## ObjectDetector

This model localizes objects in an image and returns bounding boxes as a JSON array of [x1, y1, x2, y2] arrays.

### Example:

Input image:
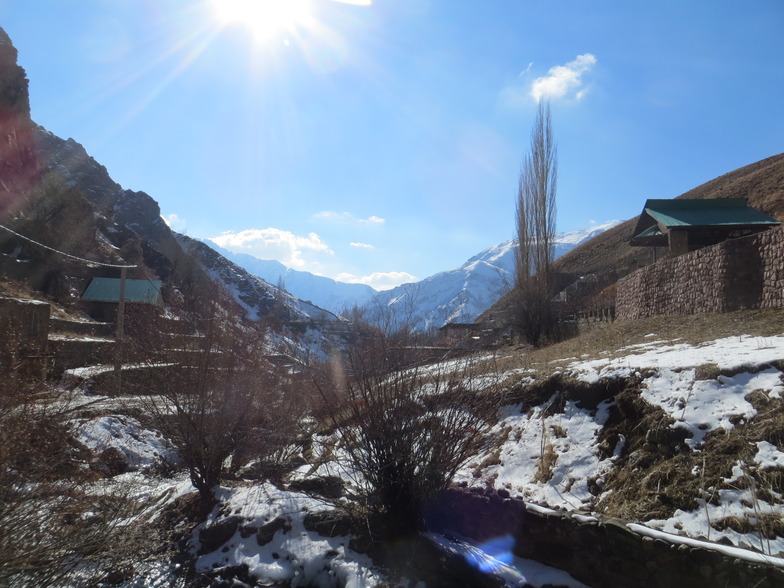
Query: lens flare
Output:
[[210, 0, 314, 43]]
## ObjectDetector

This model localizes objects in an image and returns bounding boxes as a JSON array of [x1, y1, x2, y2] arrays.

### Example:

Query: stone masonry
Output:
[[616, 225, 784, 320]]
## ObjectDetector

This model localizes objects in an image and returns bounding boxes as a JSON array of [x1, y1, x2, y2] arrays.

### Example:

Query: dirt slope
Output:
[[553, 152, 784, 279]]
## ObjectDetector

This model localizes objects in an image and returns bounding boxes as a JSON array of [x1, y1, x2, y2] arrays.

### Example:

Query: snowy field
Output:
[[67, 333, 784, 586]]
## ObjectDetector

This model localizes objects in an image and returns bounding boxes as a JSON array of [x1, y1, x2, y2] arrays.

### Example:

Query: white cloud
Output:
[[337, 271, 417, 291], [350, 242, 375, 249], [162, 213, 186, 231], [530, 53, 597, 102], [312, 211, 385, 225], [210, 228, 333, 270]]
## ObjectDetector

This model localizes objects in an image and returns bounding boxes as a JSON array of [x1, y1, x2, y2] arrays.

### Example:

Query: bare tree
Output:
[[313, 332, 499, 542], [514, 99, 558, 346], [134, 294, 302, 506]]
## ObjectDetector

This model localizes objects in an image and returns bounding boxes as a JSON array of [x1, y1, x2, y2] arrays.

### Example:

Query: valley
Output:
[[0, 23, 783, 588]]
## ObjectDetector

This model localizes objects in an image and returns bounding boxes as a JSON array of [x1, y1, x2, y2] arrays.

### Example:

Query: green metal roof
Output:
[[630, 198, 780, 246], [82, 278, 162, 304], [634, 225, 664, 239], [643, 198, 779, 228]]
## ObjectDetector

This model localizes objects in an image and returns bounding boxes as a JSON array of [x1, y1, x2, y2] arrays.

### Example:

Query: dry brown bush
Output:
[[313, 333, 501, 541], [131, 295, 306, 505], [0, 389, 147, 586]]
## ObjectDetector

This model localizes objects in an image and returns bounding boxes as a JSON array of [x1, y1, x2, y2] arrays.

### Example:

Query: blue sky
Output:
[[2, 0, 782, 289]]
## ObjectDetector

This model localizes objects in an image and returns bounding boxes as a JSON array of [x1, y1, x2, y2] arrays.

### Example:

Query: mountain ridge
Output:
[[362, 221, 621, 332], [204, 240, 376, 313], [0, 28, 347, 359]]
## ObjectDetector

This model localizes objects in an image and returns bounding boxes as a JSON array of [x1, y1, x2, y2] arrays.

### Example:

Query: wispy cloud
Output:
[[337, 270, 416, 291], [501, 53, 597, 106], [162, 213, 187, 232], [350, 242, 375, 249], [210, 228, 333, 270], [530, 54, 597, 102], [312, 211, 385, 225]]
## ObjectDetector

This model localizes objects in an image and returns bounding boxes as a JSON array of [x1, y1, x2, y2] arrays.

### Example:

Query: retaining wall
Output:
[[616, 226, 784, 320], [426, 488, 784, 588]]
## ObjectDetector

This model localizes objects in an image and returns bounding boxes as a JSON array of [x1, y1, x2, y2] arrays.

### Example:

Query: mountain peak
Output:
[[363, 222, 622, 331]]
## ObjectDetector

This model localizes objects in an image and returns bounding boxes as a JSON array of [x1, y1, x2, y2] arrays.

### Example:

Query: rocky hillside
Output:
[[0, 28, 345, 356]]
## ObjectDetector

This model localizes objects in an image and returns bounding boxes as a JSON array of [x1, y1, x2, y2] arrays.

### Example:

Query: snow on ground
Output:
[[460, 332, 784, 561], [190, 482, 594, 588], [48, 333, 114, 342], [73, 331, 784, 586], [640, 367, 782, 448], [196, 484, 384, 587], [426, 533, 589, 588], [568, 334, 784, 382], [643, 442, 784, 557], [757, 441, 784, 469], [459, 399, 617, 511], [63, 363, 175, 379], [72, 414, 179, 470]]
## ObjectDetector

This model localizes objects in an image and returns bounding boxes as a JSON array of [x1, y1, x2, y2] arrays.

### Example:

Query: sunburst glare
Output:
[[210, 0, 315, 45]]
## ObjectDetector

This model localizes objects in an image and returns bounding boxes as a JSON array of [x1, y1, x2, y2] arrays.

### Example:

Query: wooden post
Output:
[[114, 266, 127, 393]]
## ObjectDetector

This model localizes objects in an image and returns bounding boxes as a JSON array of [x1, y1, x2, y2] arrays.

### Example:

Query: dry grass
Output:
[[464, 308, 784, 540], [490, 308, 784, 380]]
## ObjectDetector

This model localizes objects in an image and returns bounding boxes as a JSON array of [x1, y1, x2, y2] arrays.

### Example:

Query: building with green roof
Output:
[[81, 277, 162, 322], [630, 198, 780, 257]]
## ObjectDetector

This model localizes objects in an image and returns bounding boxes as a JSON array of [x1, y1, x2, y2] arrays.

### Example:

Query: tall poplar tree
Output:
[[514, 100, 557, 345]]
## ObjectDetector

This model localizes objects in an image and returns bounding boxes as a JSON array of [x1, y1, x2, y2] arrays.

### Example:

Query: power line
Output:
[[0, 223, 137, 269]]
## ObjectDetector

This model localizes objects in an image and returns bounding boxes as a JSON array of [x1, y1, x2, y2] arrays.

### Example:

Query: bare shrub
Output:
[[0, 391, 145, 586], [134, 296, 305, 504], [314, 333, 500, 541]]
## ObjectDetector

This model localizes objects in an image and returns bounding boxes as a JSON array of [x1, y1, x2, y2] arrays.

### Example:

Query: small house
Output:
[[81, 277, 163, 323], [630, 198, 779, 257], [439, 322, 493, 348]]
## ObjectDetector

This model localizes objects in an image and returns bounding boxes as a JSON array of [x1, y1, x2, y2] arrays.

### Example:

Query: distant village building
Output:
[[630, 198, 780, 258], [438, 321, 503, 348], [80, 277, 163, 322]]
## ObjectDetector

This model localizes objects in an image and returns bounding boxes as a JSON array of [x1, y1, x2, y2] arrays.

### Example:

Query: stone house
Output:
[[80, 277, 163, 323], [630, 198, 779, 258]]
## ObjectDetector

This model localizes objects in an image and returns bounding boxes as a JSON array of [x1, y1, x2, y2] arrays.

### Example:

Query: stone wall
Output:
[[49, 338, 113, 375], [616, 226, 784, 320], [426, 488, 784, 588], [49, 317, 113, 337], [0, 296, 51, 380]]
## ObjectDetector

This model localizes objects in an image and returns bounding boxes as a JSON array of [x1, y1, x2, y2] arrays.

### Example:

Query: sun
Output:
[[210, 0, 314, 44]]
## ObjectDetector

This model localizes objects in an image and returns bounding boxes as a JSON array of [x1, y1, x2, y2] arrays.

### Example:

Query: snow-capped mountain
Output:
[[205, 222, 620, 332], [204, 242, 376, 314], [363, 221, 622, 332]]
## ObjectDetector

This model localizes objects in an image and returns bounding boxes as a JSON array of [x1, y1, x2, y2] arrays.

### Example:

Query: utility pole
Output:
[[114, 266, 127, 394]]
